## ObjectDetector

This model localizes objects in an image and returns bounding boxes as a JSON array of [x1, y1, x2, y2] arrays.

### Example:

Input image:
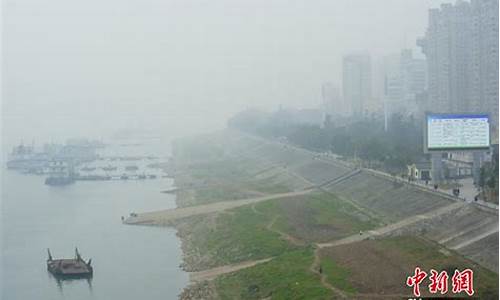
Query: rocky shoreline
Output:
[[166, 165, 219, 299]]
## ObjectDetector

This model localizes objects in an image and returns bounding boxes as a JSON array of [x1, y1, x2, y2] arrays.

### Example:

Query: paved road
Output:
[[317, 201, 466, 249], [189, 258, 273, 282], [124, 189, 314, 225]]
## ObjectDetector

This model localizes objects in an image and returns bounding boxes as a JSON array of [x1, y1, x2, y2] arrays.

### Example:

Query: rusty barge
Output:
[[47, 248, 93, 278]]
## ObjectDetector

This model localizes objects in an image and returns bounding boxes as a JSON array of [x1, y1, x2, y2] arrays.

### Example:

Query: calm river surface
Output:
[[1, 140, 188, 300]]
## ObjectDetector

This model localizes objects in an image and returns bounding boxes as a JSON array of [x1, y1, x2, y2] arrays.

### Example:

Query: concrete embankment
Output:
[[126, 130, 499, 274]]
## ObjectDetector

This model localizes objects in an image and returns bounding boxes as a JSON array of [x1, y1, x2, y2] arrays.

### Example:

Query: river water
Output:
[[1, 139, 189, 300]]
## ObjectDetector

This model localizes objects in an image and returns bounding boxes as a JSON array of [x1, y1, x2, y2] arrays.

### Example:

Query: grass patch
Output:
[[308, 193, 378, 233], [251, 192, 379, 243], [246, 178, 292, 194], [189, 205, 299, 267], [215, 248, 332, 300], [320, 236, 498, 298], [321, 258, 357, 294], [188, 178, 291, 206], [193, 186, 259, 204], [377, 236, 499, 299]]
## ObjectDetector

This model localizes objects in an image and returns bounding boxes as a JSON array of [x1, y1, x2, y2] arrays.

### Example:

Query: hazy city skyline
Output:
[[3, 0, 452, 145]]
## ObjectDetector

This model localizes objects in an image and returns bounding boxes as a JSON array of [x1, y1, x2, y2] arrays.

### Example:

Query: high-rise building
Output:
[[470, 0, 499, 128], [321, 82, 343, 116], [400, 49, 427, 97], [383, 49, 427, 117], [342, 54, 372, 117], [418, 0, 498, 128]]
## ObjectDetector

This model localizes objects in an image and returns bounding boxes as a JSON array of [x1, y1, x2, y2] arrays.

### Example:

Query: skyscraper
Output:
[[383, 49, 427, 117], [321, 82, 343, 116], [418, 0, 498, 128], [342, 54, 372, 117]]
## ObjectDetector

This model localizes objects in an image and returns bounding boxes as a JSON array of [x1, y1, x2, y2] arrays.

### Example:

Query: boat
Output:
[[44, 160, 75, 186], [76, 175, 111, 181], [6, 143, 49, 171], [102, 166, 118, 171], [125, 165, 139, 171], [120, 174, 129, 180], [45, 176, 75, 186], [47, 248, 93, 279], [81, 166, 96, 172]]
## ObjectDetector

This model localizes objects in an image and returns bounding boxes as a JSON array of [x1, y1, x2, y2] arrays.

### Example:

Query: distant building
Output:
[[407, 160, 432, 181], [400, 50, 427, 100], [418, 0, 499, 128], [383, 49, 427, 118], [321, 82, 343, 116], [342, 54, 372, 117]]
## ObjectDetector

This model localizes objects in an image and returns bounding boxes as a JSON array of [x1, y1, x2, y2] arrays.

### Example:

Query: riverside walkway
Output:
[[124, 189, 314, 225]]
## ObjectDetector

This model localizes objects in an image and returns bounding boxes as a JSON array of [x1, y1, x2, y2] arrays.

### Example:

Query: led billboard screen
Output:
[[426, 113, 490, 151]]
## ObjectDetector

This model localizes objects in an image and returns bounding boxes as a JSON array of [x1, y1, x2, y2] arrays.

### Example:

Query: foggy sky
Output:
[[2, 0, 450, 145]]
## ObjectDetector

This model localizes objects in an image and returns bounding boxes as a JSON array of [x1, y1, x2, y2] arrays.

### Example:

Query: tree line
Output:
[[228, 109, 424, 174]]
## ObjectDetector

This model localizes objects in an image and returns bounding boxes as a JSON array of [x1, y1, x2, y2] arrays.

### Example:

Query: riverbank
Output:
[[137, 130, 498, 299]]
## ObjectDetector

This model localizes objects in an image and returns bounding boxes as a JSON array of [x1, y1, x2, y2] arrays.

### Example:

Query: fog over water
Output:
[[3, 0, 450, 146], [1, 1, 477, 299], [1, 141, 189, 300]]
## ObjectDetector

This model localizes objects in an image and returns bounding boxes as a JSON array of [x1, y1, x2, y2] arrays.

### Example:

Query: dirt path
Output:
[[317, 201, 466, 249], [265, 215, 305, 246], [252, 207, 341, 296], [185, 206, 301, 284], [286, 167, 317, 187], [309, 247, 348, 299], [124, 189, 314, 225], [189, 258, 273, 282]]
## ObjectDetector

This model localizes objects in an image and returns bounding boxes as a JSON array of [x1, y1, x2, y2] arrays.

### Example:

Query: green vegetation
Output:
[[187, 180, 290, 206], [229, 109, 424, 173], [178, 157, 293, 206], [321, 258, 356, 294], [378, 237, 499, 299], [479, 155, 499, 204], [215, 248, 332, 300], [250, 192, 379, 243], [245, 178, 291, 194], [320, 236, 498, 298], [307, 193, 377, 234], [193, 186, 259, 205], [188, 205, 299, 267], [174, 131, 497, 299], [184, 191, 378, 270]]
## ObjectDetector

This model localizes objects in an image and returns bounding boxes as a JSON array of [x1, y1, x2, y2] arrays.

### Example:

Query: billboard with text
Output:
[[425, 113, 490, 151]]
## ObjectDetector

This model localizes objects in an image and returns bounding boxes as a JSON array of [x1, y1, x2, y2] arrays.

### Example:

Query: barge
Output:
[[47, 248, 93, 278]]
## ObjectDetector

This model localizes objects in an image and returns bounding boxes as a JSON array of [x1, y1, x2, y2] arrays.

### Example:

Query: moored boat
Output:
[[45, 176, 75, 186], [47, 248, 93, 279], [102, 165, 118, 171], [125, 165, 139, 171]]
